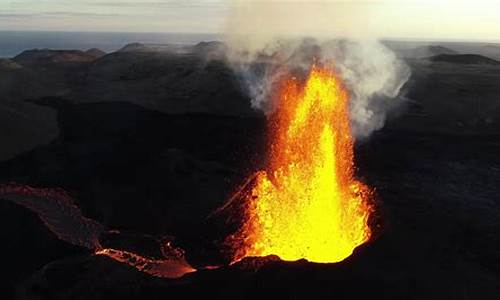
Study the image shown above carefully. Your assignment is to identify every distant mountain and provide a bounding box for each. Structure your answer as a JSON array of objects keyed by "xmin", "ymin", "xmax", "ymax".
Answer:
[
  {"xmin": 118, "ymin": 42, "xmax": 229, "ymax": 58},
  {"xmin": 13, "ymin": 49, "xmax": 100, "ymax": 65},
  {"xmin": 117, "ymin": 43, "xmax": 179, "ymax": 53},
  {"xmin": 428, "ymin": 54, "xmax": 500, "ymax": 65},
  {"xmin": 478, "ymin": 44, "xmax": 500, "ymax": 60},
  {"xmin": 118, "ymin": 43, "xmax": 153, "ymax": 53},
  {"xmin": 482, "ymin": 44, "xmax": 500, "ymax": 51},
  {"xmin": 397, "ymin": 45, "xmax": 459, "ymax": 59},
  {"xmin": 192, "ymin": 41, "xmax": 227, "ymax": 60},
  {"xmin": 85, "ymin": 48, "xmax": 106, "ymax": 58},
  {"xmin": 417, "ymin": 45, "xmax": 458, "ymax": 57},
  {"xmin": 194, "ymin": 41, "xmax": 227, "ymax": 53}
]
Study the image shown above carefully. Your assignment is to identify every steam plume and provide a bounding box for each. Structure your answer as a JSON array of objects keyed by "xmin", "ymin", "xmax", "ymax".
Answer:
[{"xmin": 224, "ymin": 1, "xmax": 411, "ymax": 138}]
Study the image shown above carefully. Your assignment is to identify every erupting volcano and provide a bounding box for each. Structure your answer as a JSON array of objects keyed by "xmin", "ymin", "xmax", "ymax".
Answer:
[
  {"xmin": 0, "ymin": 64, "xmax": 375, "ymax": 282},
  {"xmin": 229, "ymin": 65, "xmax": 373, "ymax": 263}
]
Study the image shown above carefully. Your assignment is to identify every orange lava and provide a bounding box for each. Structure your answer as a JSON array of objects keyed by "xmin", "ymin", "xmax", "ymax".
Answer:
[
  {"xmin": 96, "ymin": 248, "xmax": 196, "ymax": 279},
  {"xmin": 230, "ymin": 65, "xmax": 373, "ymax": 263}
]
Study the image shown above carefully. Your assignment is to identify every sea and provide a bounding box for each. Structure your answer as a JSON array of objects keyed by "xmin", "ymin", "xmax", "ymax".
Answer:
[{"xmin": 0, "ymin": 31, "xmax": 220, "ymax": 58}]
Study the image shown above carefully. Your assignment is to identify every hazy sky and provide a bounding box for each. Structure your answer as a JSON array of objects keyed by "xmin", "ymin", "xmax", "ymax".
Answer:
[{"xmin": 2, "ymin": 0, "xmax": 500, "ymax": 41}]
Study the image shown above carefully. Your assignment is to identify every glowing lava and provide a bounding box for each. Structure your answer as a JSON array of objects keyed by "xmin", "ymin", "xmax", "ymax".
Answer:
[
  {"xmin": 96, "ymin": 248, "xmax": 196, "ymax": 279},
  {"xmin": 229, "ymin": 65, "xmax": 373, "ymax": 263}
]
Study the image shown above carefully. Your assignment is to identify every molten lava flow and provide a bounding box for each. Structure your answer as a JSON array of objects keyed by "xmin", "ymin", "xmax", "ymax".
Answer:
[
  {"xmin": 230, "ymin": 65, "xmax": 372, "ymax": 263},
  {"xmin": 0, "ymin": 183, "xmax": 197, "ymax": 279},
  {"xmin": 96, "ymin": 248, "xmax": 196, "ymax": 279},
  {"xmin": 0, "ymin": 183, "xmax": 104, "ymax": 250}
]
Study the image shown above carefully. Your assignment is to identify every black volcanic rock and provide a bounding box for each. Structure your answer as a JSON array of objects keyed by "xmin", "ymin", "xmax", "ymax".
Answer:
[
  {"xmin": 15, "ymin": 230, "xmax": 500, "ymax": 300},
  {"xmin": 396, "ymin": 55, "xmax": 500, "ymax": 135},
  {"xmin": 0, "ymin": 43, "xmax": 256, "ymax": 162},
  {"xmin": 18, "ymin": 255, "xmax": 169, "ymax": 300},
  {"xmin": 0, "ymin": 99, "xmax": 266, "ymax": 238},
  {"xmin": 0, "ymin": 99, "xmax": 267, "ymax": 271},
  {"xmin": 428, "ymin": 54, "xmax": 500, "ymax": 65},
  {"xmin": 72, "ymin": 51, "xmax": 255, "ymax": 116},
  {"xmin": 1, "ymin": 99, "xmax": 499, "ymax": 300},
  {"xmin": 0, "ymin": 98, "xmax": 59, "ymax": 163},
  {"xmin": 0, "ymin": 200, "xmax": 86, "ymax": 298}
]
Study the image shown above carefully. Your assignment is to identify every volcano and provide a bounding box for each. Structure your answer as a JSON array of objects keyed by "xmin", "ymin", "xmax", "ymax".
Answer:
[
  {"xmin": 1, "ymin": 38, "xmax": 500, "ymax": 300},
  {"xmin": 0, "ymin": 64, "xmax": 374, "ymax": 274}
]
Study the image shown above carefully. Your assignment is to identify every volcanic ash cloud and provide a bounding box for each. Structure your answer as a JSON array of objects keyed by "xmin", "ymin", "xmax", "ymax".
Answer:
[{"xmin": 224, "ymin": 0, "xmax": 411, "ymax": 138}]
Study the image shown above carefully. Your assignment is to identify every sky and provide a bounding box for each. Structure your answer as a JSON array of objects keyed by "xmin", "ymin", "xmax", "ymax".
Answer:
[{"xmin": 2, "ymin": 0, "xmax": 500, "ymax": 41}]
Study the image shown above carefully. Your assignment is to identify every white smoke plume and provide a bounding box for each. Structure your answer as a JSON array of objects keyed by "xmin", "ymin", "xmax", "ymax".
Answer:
[{"xmin": 223, "ymin": 0, "xmax": 411, "ymax": 138}]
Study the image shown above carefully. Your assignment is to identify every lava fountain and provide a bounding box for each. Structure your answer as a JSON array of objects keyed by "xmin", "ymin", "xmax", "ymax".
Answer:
[{"xmin": 229, "ymin": 65, "xmax": 373, "ymax": 263}]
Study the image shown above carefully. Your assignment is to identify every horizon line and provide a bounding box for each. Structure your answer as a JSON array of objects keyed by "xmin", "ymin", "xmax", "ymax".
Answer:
[{"xmin": 1, "ymin": 29, "xmax": 500, "ymax": 45}]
